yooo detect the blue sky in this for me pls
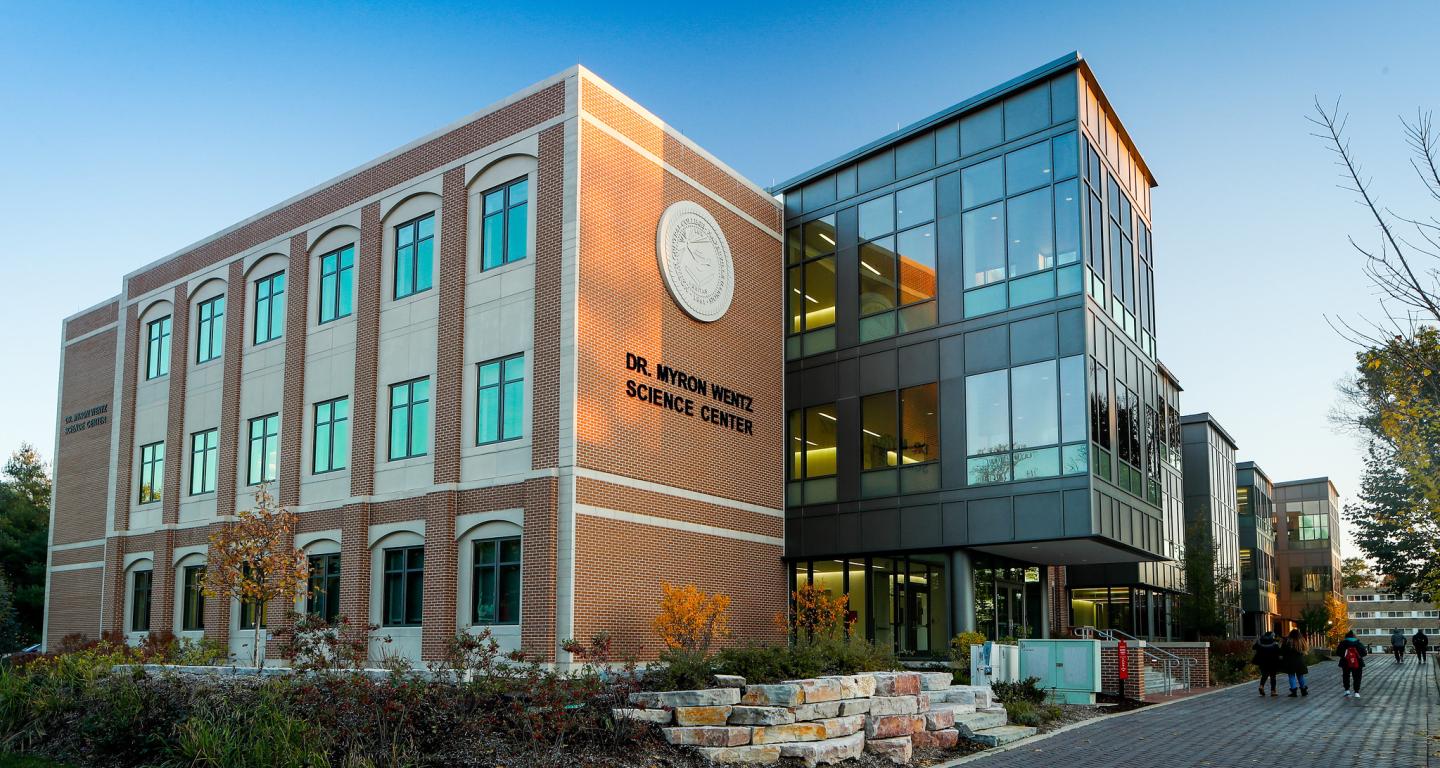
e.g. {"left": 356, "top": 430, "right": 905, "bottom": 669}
{"left": 3, "top": 0, "right": 1437, "bottom": 550}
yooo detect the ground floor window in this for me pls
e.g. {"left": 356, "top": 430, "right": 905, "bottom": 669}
{"left": 471, "top": 537, "right": 521, "bottom": 625}
{"left": 307, "top": 553, "right": 341, "bottom": 623}
{"left": 130, "top": 569, "right": 152, "bottom": 632}
{"left": 790, "top": 554, "right": 949, "bottom": 657}
{"left": 1069, "top": 586, "right": 1179, "bottom": 640}
{"left": 383, "top": 546, "right": 424, "bottom": 627}
{"left": 181, "top": 564, "right": 205, "bottom": 631}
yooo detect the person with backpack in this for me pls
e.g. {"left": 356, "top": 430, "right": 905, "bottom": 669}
{"left": 1414, "top": 630, "right": 1430, "bottom": 665}
{"left": 1336, "top": 629, "right": 1369, "bottom": 698}
{"left": 1391, "top": 628, "right": 1406, "bottom": 663}
{"left": 1252, "top": 631, "right": 1282, "bottom": 696}
{"left": 1280, "top": 628, "right": 1310, "bottom": 697}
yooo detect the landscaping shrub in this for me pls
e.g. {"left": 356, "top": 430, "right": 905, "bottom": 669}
{"left": 991, "top": 676, "right": 1046, "bottom": 705}
{"left": 948, "top": 631, "right": 986, "bottom": 685}
{"left": 712, "top": 636, "right": 897, "bottom": 684}
{"left": 1003, "top": 700, "right": 1043, "bottom": 727}
{"left": 1206, "top": 638, "right": 1258, "bottom": 685}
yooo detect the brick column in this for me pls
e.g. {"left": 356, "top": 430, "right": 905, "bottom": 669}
{"left": 521, "top": 477, "right": 558, "bottom": 661}
{"left": 350, "top": 202, "right": 382, "bottom": 498}
{"left": 161, "top": 284, "right": 190, "bottom": 526}
{"left": 421, "top": 492, "right": 458, "bottom": 660}
{"left": 151, "top": 529, "right": 176, "bottom": 634}
{"left": 530, "top": 124, "right": 563, "bottom": 472}
{"left": 104, "top": 537, "right": 127, "bottom": 637}
{"left": 434, "top": 167, "right": 468, "bottom": 485}
{"left": 1049, "top": 566, "right": 1072, "bottom": 637}
{"left": 339, "top": 502, "right": 372, "bottom": 645}
{"left": 207, "top": 261, "right": 247, "bottom": 648}
{"left": 113, "top": 303, "right": 140, "bottom": 532}
{"left": 278, "top": 233, "right": 310, "bottom": 508}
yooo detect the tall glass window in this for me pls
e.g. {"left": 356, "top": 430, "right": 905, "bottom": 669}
{"left": 239, "top": 565, "right": 266, "bottom": 630}
{"left": 394, "top": 214, "right": 435, "bottom": 299}
{"left": 313, "top": 397, "right": 350, "bottom": 474}
{"left": 383, "top": 546, "right": 424, "bottom": 627}
{"left": 130, "top": 569, "right": 151, "bottom": 632}
{"left": 787, "top": 215, "right": 837, "bottom": 356}
{"left": 195, "top": 296, "right": 224, "bottom": 363}
{"left": 247, "top": 413, "right": 279, "bottom": 485}
{"left": 181, "top": 564, "right": 205, "bottom": 631}
{"left": 900, "top": 383, "right": 940, "bottom": 465}
{"left": 966, "top": 370, "right": 1010, "bottom": 484}
{"left": 189, "top": 428, "right": 217, "bottom": 495}
{"left": 1007, "top": 188, "right": 1053, "bottom": 278}
{"left": 963, "top": 203, "right": 1005, "bottom": 289}
{"left": 472, "top": 536, "right": 521, "bottom": 625}
{"left": 389, "top": 378, "right": 431, "bottom": 460}
{"left": 477, "top": 354, "right": 524, "bottom": 445}
{"left": 318, "top": 245, "right": 355, "bottom": 324}
{"left": 861, "top": 393, "right": 898, "bottom": 470}
{"left": 482, "top": 178, "right": 529, "bottom": 270}
{"left": 253, "top": 271, "right": 286, "bottom": 345}
{"left": 146, "top": 315, "right": 172, "bottom": 379}
{"left": 138, "top": 441, "right": 164, "bottom": 504}
{"left": 307, "top": 553, "right": 341, "bottom": 622}
{"left": 857, "top": 182, "right": 936, "bottom": 340}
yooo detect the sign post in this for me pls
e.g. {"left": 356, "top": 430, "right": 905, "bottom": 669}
{"left": 1117, "top": 639, "right": 1129, "bottom": 700}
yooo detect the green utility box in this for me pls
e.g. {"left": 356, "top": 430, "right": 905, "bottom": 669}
{"left": 1018, "top": 639, "right": 1102, "bottom": 704}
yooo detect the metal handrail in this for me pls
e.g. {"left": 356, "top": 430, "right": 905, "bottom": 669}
{"left": 1073, "top": 626, "right": 1196, "bottom": 695}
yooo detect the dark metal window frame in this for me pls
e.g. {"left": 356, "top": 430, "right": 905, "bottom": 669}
{"left": 318, "top": 245, "right": 356, "bottom": 324}
{"left": 382, "top": 545, "right": 425, "bottom": 627}
{"left": 480, "top": 177, "right": 529, "bottom": 271}
{"left": 306, "top": 552, "right": 341, "bottom": 623}
{"left": 388, "top": 378, "right": 430, "bottom": 460}
{"left": 476, "top": 354, "right": 524, "bottom": 445}
{"left": 195, "top": 295, "right": 225, "bottom": 364}
{"left": 145, "top": 315, "right": 172, "bottom": 379}
{"left": 471, "top": 536, "right": 521, "bottom": 625}
{"left": 181, "top": 564, "right": 206, "bottom": 631}
{"left": 253, "top": 270, "right": 286, "bottom": 346}
{"left": 138, "top": 440, "right": 164, "bottom": 504}
{"left": 189, "top": 428, "right": 218, "bottom": 496}
{"left": 246, "top": 413, "right": 279, "bottom": 486}
{"left": 130, "top": 568, "right": 152, "bottom": 632}
{"left": 393, "top": 214, "right": 435, "bottom": 300}
{"left": 312, "top": 396, "right": 350, "bottom": 474}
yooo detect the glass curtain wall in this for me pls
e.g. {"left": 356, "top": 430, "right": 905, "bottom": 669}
{"left": 791, "top": 555, "right": 948, "bottom": 657}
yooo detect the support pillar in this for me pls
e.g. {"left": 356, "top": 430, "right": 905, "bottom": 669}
{"left": 949, "top": 549, "right": 974, "bottom": 637}
{"left": 1039, "top": 567, "right": 1051, "bottom": 639}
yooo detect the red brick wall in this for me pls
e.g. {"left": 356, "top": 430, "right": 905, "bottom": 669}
{"left": 65, "top": 300, "right": 118, "bottom": 342}
{"left": 53, "top": 328, "right": 117, "bottom": 546}
{"left": 349, "top": 202, "right": 383, "bottom": 497}
{"left": 1151, "top": 642, "right": 1211, "bottom": 688}
{"left": 216, "top": 261, "right": 247, "bottom": 518}
{"left": 530, "top": 124, "right": 564, "bottom": 472}
{"left": 278, "top": 233, "right": 310, "bottom": 508}
{"left": 432, "top": 168, "right": 468, "bottom": 485}
{"left": 46, "top": 568, "right": 103, "bottom": 648}
{"left": 1100, "top": 641, "right": 1148, "bottom": 698}
{"left": 161, "top": 284, "right": 190, "bottom": 527}
{"left": 112, "top": 303, "right": 140, "bottom": 532}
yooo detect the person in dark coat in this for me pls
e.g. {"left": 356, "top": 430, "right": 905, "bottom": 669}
{"left": 1280, "top": 628, "right": 1309, "bottom": 697}
{"left": 1335, "top": 629, "right": 1369, "bottom": 698}
{"left": 1414, "top": 630, "right": 1430, "bottom": 665}
{"left": 1391, "top": 628, "right": 1406, "bottom": 663}
{"left": 1252, "top": 631, "right": 1282, "bottom": 696}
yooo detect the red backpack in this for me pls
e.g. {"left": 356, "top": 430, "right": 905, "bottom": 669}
{"left": 1342, "top": 644, "right": 1362, "bottom": 669}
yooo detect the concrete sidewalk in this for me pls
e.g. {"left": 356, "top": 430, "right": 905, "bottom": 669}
{"left": 946, "top": 659, "right": 1438, "bottom": 767}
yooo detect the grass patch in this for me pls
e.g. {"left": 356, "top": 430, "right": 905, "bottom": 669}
{"left": 0, "top": 754, "right": 76, "bottom": 768}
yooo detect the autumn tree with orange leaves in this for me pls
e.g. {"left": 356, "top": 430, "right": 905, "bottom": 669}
{"left": 202, "top": 485, "right": 308, "bottom": 667}
{"left": 653, "top": 582, "right": 731, "bottom": 655}
{"left": 790, "top": 583, "right": 854, "bottom": 641}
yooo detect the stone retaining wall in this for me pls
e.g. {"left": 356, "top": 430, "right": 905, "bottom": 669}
{"left": 616, "top": 671, "right": 999, "bottom": 765}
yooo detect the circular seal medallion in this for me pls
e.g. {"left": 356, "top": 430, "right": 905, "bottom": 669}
{"left": 656, "top": 200, "right": 734, "bottom": 322}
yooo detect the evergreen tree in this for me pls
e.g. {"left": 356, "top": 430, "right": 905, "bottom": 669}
{"left": 1343, "top": 438, "right": 1439, "bottom": 599}
{"left": 0, "top": 444, "right": 51, "bottom": 644}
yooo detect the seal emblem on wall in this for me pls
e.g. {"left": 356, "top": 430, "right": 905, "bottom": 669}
{"left": 656, "top": 200, "right": 734, "bottom": 322}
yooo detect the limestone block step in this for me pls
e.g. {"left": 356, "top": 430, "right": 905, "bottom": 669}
{"left": 864, "top": 736, "right": 913, "bottom": 765}
{"left": 968, "top": 724, "right": 1038, "bottom": 747}
{"left": 631, "top": 688, "right": 741, "bottom": 709}
{"left": 694, "top": 744, "right": 782, "bottom": 764}
{"left": 953, "top": 710, "right": 1007, "bottom": 737}
{"left": 778, "top": 732, "right": 865, "bottom": 767}
{"left": 929, "top": 702, "right": 977, "bottom": 717}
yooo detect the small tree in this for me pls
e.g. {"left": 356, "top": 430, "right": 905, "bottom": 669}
{"left": 653, "top": 582, "right": 731, "bottom": 655}
{"left": 1324, "top": 593, "right": 1350, "bottom": 646}
{"left": 201, "top": 486, "right": 308, "bottom": 667}
{"left": 790, "top": 583, "right": 853, "bottom": 641}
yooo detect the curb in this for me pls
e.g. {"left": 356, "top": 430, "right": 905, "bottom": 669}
{"left": 928, "top": 682, "right": 1245, "bottom": 767}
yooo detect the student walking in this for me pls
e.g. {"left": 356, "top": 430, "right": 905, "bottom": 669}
{"left": 1414, "top": 630, "right": 1430, "bottom": 665}
{"left": 1390, "top": 629, "right": 1406, "bottom": 663}
{"left": 1281, "top": 629, "right": 1309, "bottom": 697}
{"left": 1336, "top": 630, "right": 1368, "bottom": 698}
{"left": 1252, "top": 631, "right": 1282, "bottom": 696}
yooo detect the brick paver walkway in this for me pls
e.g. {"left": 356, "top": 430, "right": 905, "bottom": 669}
{"left": 951, "top": 660, "right": 1438, "bottom": 767}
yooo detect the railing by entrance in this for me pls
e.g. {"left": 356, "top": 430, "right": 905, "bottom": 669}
{"left": 1073, "top": 626, "right": 1196, "bottom": 695}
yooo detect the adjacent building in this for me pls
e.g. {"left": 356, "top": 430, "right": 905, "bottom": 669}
{"left": 777, "top": 52, "right": 1171, "bottom": 655}
{"left": 1346, "top": 586, "right": 1439, "bottom": 649}
{"left": 43, "top": 66, "right": 786, "bottom": 662}
{"left": 1179, "top": 413, "right": 1240, "bottom": 636}
{"left": 1273, "top": 477, "right": 1344, "bottom": 626}
{"left": 1235, "top": 461, "right": 1279, "bottom": 636}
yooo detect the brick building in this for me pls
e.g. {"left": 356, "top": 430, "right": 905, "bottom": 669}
{"left": 43, "top": 67, "right": 785, "bottom": 664}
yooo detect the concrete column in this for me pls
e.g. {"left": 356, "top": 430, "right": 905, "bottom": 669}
{"left": 949, "top": 549, "right": 974, "bottom": 636}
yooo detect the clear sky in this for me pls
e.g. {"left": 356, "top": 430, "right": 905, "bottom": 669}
{"left": 3, "top": 0, "right": 1436, "bottom": 552}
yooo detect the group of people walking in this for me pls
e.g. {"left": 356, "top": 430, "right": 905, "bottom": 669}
{"left": 1388, "top": 629, "right": 1429, "bottom": 664}
{"left": 1251, "top": 627, "right": 1429, "bottom": 700}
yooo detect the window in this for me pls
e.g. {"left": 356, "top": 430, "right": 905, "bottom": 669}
{"left": 472, "top": 537, "right": 521, "bottom": 625}
{"left": 1287, "top": 501, "right": 1331, "bottom": 547}
{"left": 788, "top": 404, "right": 838, "bottom": 480}
{"left": 307, "top": 553, "right": 341, "bottom": 623}
{"left": 899, "top": 383, "right": 939, "bottom": 465}
{"left": 196, "top": 295, "right": 224, "bottom": 363}
{"left": 253, "top": 271, "right": 286, "bottom": 345}
{"left": 389, "top": 378, "right": 431, "bottom": 460}
{"left": 861, "top": 393, "right": 898, "bottom": 470}
{"left": 966, "top": 369, "right": 1010, "bottom": 484}
{"left": 237, "top": 564, "right": 267, "bottom": 629}
{"left": 138, "top": 441, "right": 164, "bottom": 504}
{"left": 313, "top": 397, "right": 350, "bottom": 473}
{"left": 963, "top": 203, "right": 1005, "bottom": 289}
{"left": 247, "top": 414, "right": 279, "bottom": 485}
{"left": 394, "top": 214, "right": 434, "bottom": 299}
{"left": 318, "top": 245, "right": 355, "bottom": 324}
{"left": 786, "top": 215, "right": 837, "bottom": 350}
{"left": 1007, "top": 188, "right": 1054, "bottom": 278}
{"left": 477, "top": 355, "right": 524, "bottom": 444}
{"left": 856, "top": 181, "right": 936, "bottom": 339}
{"left": 189, "top": 429, "right": 218, "bottom": 495}
{"left": 1290, "top": 565, "right": 1333, "bottom": 594}
{"left": 130, "top": 569, "right": 152, "bottom": 632}
{"left": 181, "top": 564, "right": 205, "bottom": 631}
{"left": 382, "top": 546, "right": 424, "bottom": 627}
{"left": 482, "top": 177, "right": 529, "bottom": 270}
{"left": 145, "top": 315, "right": 172, "bottom": 379}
